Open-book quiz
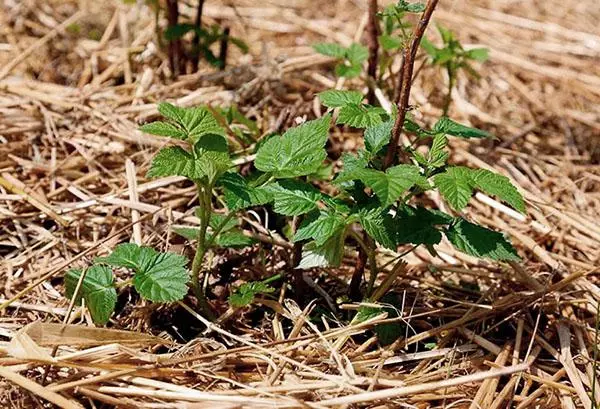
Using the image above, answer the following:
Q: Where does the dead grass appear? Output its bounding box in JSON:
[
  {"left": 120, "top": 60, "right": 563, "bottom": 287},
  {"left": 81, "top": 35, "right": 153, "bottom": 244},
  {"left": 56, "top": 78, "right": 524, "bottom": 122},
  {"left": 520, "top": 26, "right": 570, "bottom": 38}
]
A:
[{"left": 0, "top": 0, "right": 599, "bottom": 407}]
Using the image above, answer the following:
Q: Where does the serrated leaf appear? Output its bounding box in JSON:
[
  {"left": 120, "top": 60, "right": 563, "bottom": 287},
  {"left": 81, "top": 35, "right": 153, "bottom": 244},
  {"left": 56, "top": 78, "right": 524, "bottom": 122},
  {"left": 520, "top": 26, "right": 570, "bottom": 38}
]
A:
[
  {"left": 446, "top": 218, "right": 520, "bottom": 261},
  {"left": 147, "top": 146, "right": 197, "bottom": 179},
  {"left": 65, "top": 266, "right": 116, "bottom": 325},
  {"left": 267, "top": 180, "right": 322, "bottom": 216},
  {"left": 355, "top": 165, "right": 422, "bottom": 206},
  {"left": 396, "top": 0, "right": 426, "bottom": 13},
  {"left": 396, "top": 205, "right": 452, "bottom": 245},
  {"left": 337, "top": 104, "right": 385, "bottom": 128},
  {"left": 228, "top": 281, "right": 274, "bottom": 308},
  {"left": 156, "top": 103, "right": 225, "bottom": 144},
  {"left": 433, "top": 117, "right": 491, "bottom": 139},
  {"left": 209, "top": 213, "right": 238, "bottom": 232},
  {"left": 428, "top": 134, "right": 448, "bottom": 168},
  {"left": 255, "top": 115, "right": 331, "bottom": 178},
  {"left": 139, "top": 121, "right": 186, "bottom": 139},
  {"left": 96, "top": 243, "right": 189, "bottom": 303},
  {"left": 294, "top": 212, "right": 346, "bottom": 245},
  {"left": 192, "top": 134, "right": 231, "bottom": 182},
  {"left": 358, "top": 207, "right": 396, "bottom": 249},
  {"left": 164, "top": 23, "right": 196, "bottom": 41},
  {"left": 297, "top": 232, "right": 346, "bottom": 269},
  {"left": 220, "top": 173, "right": 273, "bottom": 211},
  {"left": 434, "top": 166, "right": 474, "bottom": 211},
  {"left": 132, "top": 252, "right": 189, "bottom": 302},
  {"left": 345, "top": 43, "right": 369, "bottom": 65},
  {"left": 470, "top": 169, "right": 526, "bottom": 213},
  {"left": 313, "top": 42, "right": 347, "bottom": 58},
  {"left": 364, "top": 119, "right": 393, "bottom": 154},
  {"left": 318, "top": 90, "right": 363, "bottom": 108}
]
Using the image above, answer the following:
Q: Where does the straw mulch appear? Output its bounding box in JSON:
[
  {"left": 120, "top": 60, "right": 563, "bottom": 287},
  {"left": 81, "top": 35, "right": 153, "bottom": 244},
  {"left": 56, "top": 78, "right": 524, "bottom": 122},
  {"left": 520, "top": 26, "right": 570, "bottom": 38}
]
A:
[{"left": 0, "top": 0, "right": 599, "bottom": 407}]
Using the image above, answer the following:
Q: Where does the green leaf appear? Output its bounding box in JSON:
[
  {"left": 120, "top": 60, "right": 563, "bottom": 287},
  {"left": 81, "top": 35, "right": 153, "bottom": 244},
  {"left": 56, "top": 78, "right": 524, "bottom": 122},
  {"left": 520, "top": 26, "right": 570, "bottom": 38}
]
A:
[
  {"left": 297, "top": 233, "right": 346, "bottom": 269},
  {"left": 294, "top": 212, "right": 346, "bottom": 245},
  {"left": 396, "top": 0, "right": 426, "bottom": 13},
  {"left": 378, "top": 34, "right": 403, "bottom": 51},
  {"left": 209, "top": 213, "right": 238, "bottom": 232},
  {"left": 345, "top": 43, "right": 369, "bottom": 65},
  {"left": 313, "top": 42, "right": 347, "bottom": 58},
  {"left": 395, "top": 205, "right": 452, "bottom": 245},
  {"left": 445, "top": 218, "right": 520, "bottom": 261},
  {"left": 420, "top": 37, "right": 439, "bottom": 58},
  {"left": 65, "top": 266, "right": 116, "bottom": 325},
  {"left": 220, "top": 173, "right": 273, "bottom": 211},
  {"left": 318, "top": 90, "right": 363, "bottom": 108},
  {"left": 335, "top": 63, "right": 362, "bottom": 78},
  {"left": 355, "top": 165, "right": 423, "bottom": 206},
  {"left": 433, "top": 117, "right": 491, "bottom": 139},
  {"left": 147, "top": 134, "right": 231, "bottom": 182},
  {"left": 255, "top": 115, "right": 331, "bottom": 178},
  {"left": 358, "top": 207, "right": 396, "bottom": 249},
  {"left": 434, "top": 166, "right": 474, "bottom": 211},
  {"left": 335, "top": 151, "right": 369, "bottom": 184},
  {"left": 364, "top": 119, "right": 393, "bottom": 154},
  {"left": 469, "top": 169, "right": 526, "bottom": 213},
  {"left": 156, "top": 103, "right": 225, "bottom": 144},
  {"left": 428, "top": 134, "right": 448, "bottom": 168},
  {"left": 337, "top": 104, "right": 385, "bottom": 128},
  {"left": 228, "top": 281, "right": 275, "bottom": 308},
  {"left": 267, "top": 180, "right": 322, "bottom": 216},
  {"left": 172, "top": 226, "right": 199, "bottom": 241},
  {"left": 96, "top": 243, "right": 189, "bottom": 303},
  {"left": 466, "top": 48, "right": 489, "bottom": 62},
  {"left": 139, "top": 121, "right": 186, "bottom": 139},
  {"left": 147, "top": 146, "right": 196, "bottom": 179},
  {"left": 213, "top": 230, "right": 256, "bottom": 248},
  {"left": 164, "top": 23, "right": 196, "bottom": 41}
]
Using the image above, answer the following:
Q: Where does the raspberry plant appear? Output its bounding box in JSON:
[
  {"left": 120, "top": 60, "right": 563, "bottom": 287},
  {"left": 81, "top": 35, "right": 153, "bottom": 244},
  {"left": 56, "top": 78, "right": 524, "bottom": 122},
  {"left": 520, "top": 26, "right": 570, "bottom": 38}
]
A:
[{"left": 65, "top": 0, "right": 525, "bottom": 327}]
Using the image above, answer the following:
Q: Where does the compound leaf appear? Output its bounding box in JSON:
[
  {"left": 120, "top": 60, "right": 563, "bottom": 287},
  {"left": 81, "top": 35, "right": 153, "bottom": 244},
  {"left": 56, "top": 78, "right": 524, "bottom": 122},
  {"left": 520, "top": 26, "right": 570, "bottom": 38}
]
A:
[
  {"left": 358, "top": 207, "right": 396, "bottom": 249},
  {"left": 345, "top": 43, "right": 369, "bottom": 65},
  {"left": 139, "top": 121, "right": 186, "bottom": 139},
  {"left": 445, "top": 218, "right": 520, "bottom": 261},
  {"left": 65, "top": 266, "right": 116, "bottom": 325},
  {"left": 255, "top": 115, "right": 331, "bottom": 178},
  {"left": 395, "top": 205, "right": 452, "bottom": 246}
]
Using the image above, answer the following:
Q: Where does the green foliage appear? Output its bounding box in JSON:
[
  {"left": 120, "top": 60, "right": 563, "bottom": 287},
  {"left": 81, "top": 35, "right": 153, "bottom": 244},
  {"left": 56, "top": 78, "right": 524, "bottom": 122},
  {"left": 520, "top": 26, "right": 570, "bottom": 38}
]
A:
[
  {"left": 65, "top": 244, "right": 190, "bottom": 325},
  {"left": 433, "top": 117, "right": 491, "bottom": 139},
  {"left": 318, "top": 90, "right": 363, "bottom": 108},
  {"left": 96, "top": 243, "right": 189, "bottom": 302},
  {"left": 445, "top": 218, "right": 520, "bottom": 261},
  {"left": 267, "top": 180, "right": 323, "bottom": 216},
  {"left": 255, "top": 115, "right": 331, "bottom": 178},
  {"left": 65, "top": 266, "right": 117, "bottom": 325},
  {"left": 313, "top": 42, "right": 368, "bottom": 78},
  {"left": 229, "top": 281, "right": 275, "bottom": 308}
]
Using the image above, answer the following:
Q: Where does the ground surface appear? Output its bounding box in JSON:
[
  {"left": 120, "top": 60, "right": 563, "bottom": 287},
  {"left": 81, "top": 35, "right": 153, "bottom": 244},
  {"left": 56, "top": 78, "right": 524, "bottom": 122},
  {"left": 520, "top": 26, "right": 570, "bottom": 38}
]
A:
[{"left": 0, "top": 0, "right": 599, "bottom": 408}]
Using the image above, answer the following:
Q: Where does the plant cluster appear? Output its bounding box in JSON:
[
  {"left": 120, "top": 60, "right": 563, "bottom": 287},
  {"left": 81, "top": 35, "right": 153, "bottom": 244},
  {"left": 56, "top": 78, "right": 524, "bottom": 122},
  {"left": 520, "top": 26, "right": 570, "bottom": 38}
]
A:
[{"left": 66, "top": 0, "right": 524, "bottom": 332}]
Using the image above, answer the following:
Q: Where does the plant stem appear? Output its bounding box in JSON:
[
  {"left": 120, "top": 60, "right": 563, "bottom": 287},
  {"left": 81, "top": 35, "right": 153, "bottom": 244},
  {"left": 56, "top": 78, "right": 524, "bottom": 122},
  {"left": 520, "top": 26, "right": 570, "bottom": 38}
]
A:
[
  {"left": 350, "top": 0, "right": 379, "bottom": 301},
  {"left": 366, "top": 0, "right": 379, "bottom": 104},
  {"left": 166, "top": 0, "right": 182, "bottom": 76},
  {"left": 191, "top": 183, "right": 215, "bottom": 320},
  {"left": 384, "top": 0, "right": 439, "bottom": 168},
  {"left": 191, "top": 0, "right": 205, "bottom": 72},
  {"left": 442, "top": 65, "right": 455, "bottom": 116},
  {"left": 219, "top": 26, "right": 230, "bottom": 70}
]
